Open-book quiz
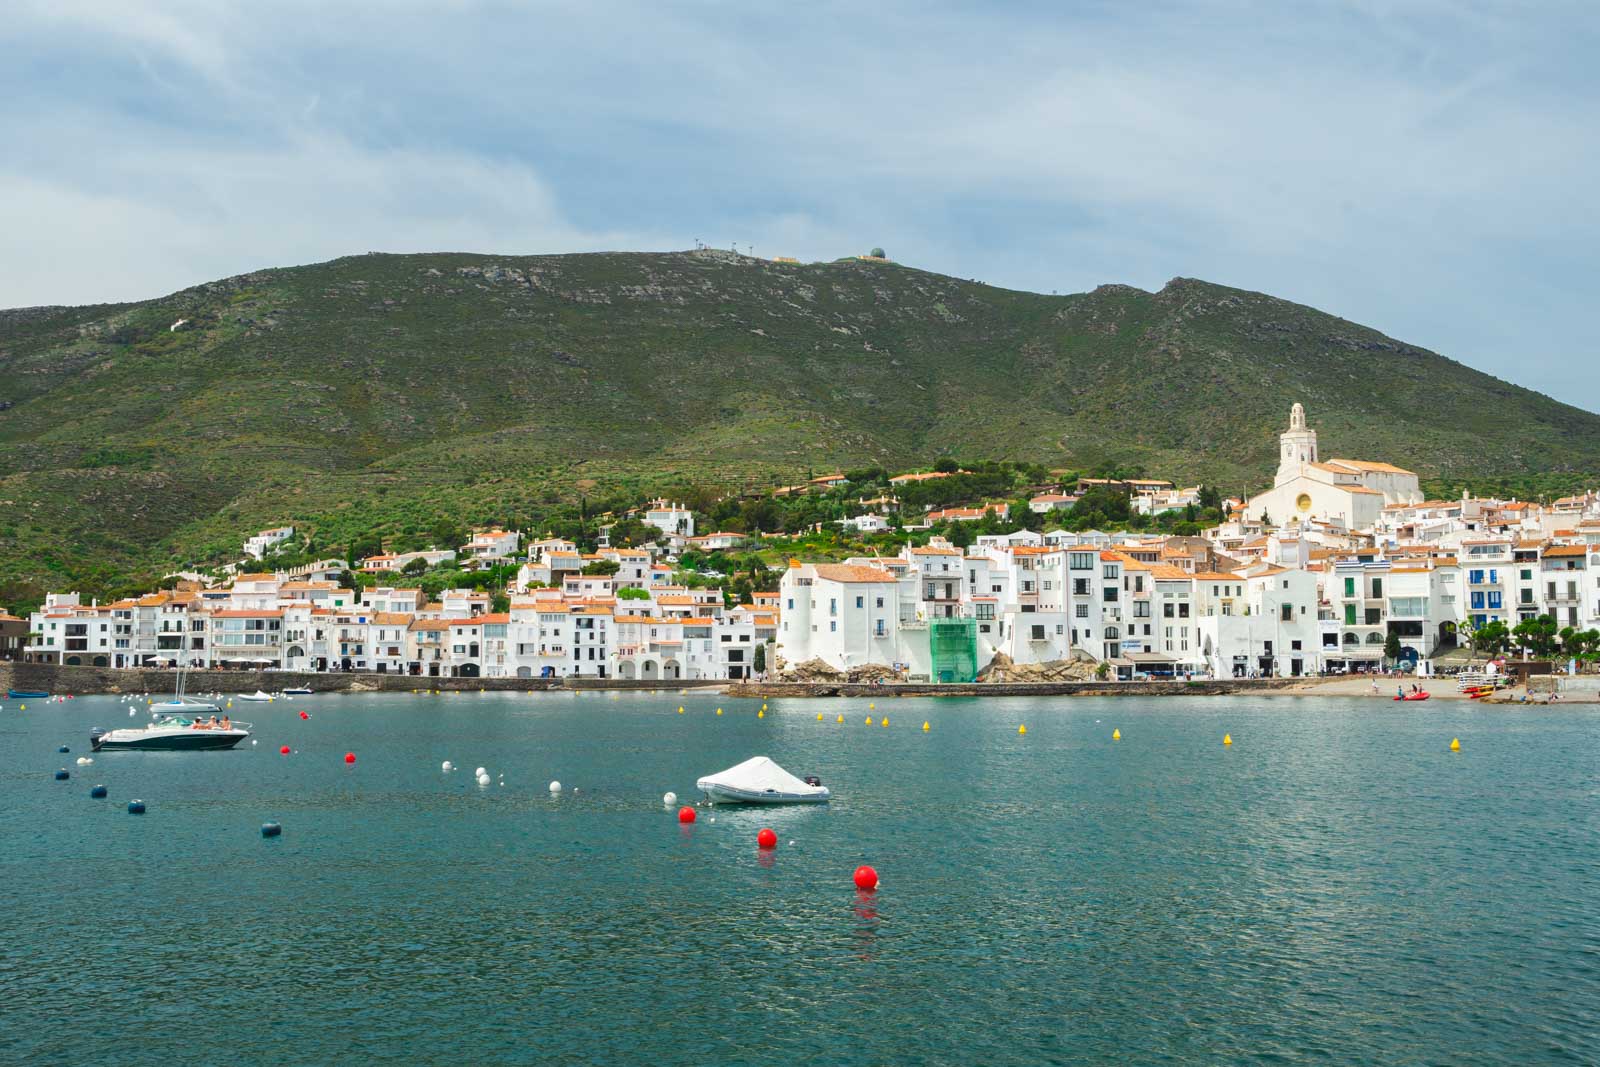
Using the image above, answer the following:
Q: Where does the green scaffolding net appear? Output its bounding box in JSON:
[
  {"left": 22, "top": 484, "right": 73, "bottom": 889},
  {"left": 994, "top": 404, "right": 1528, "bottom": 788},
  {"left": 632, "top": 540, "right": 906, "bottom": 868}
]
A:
[{"left": 929, "top": 618, "right": 978, "bottom": 683}]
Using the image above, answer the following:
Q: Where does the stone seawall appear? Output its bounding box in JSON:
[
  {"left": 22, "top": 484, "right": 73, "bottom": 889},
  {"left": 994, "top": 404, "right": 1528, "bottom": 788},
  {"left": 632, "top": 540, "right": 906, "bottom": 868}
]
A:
[
  {"left": 0, "top": 662, "right": 722, "bottom": 695},
  {"left": 725, "top": 678, "right": 1311, "bottom": 699}
]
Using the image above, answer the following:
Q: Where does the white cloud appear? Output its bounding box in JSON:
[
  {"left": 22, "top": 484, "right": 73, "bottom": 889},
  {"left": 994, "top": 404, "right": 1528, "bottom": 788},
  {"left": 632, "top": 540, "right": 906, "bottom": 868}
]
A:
[{"left": 1, "top": 0, "right": 1595, "bottom": 399}]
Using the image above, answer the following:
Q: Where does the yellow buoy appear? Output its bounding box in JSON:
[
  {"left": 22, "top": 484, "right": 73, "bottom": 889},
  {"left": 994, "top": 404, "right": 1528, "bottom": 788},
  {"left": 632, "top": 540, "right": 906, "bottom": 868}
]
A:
[
  {"left": 758, "top": 709, "right": 765, "bottom": 718},
  {"left": 1018, "top": 724, "right": 1027, "bottom": 735},
  {"left": 1112, "top": 728, "right": 1121, "bottom": 741},
  {"left": 1450, "top": 737, "right": 1461, "bottom": 751},
  {"left": 762, "top": 703, "right": 767, "bottom": 711},
  {"left": 817, "top": 712, "right": 824, "bottom": 721},
  {"left": 836, "top": 714, "right": 844, "bottom": 723},
  {"left": 869, "top": 703, "right": 875, "bottom": 710},
  {"left": 716, "top": 708, "right": 722, "bottom": 716},
  {"left": 880, "top": 717, "right": 888, "bottom": 727},
  {"left": 677, "top": 706, "right": 684, "bottom": 714},
  {"left": 922, "top": 721, "right": 930, "bottom": 732},
  {"left": 1223, "top": 733, "right": 1232, "bottom": 746},
  {"left": 865, "top": 716, "right": 873, "bottom": 725}
]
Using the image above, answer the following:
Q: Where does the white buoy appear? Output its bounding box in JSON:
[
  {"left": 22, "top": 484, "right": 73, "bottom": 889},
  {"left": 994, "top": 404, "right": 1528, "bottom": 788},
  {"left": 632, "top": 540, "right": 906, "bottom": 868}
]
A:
[
  {"left": 251, "top": 739, "right": 258, "bottom": 746},
  {"left": 474, "top": 766, "right": 486, "bottom": 777},
  {"left": 549, "top": 780, "right": 562, "bottom": 793},
  {"left": 477, "top": 772, "right": 491, "bottom": 786},
  {"left": 129, "top": 709, "right": 136, "bottom": 716},
  {"left": 663, "top": 791, "right": 678, "bottom": 806},
  {"left": 442, "top": 760, "right": 454, "bottom": 772}
]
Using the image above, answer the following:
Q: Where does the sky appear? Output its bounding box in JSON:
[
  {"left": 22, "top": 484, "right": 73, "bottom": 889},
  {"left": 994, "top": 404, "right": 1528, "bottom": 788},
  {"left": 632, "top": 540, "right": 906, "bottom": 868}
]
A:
[{"left": 3, "top": 1, "right": 1596, "bottom": 403}]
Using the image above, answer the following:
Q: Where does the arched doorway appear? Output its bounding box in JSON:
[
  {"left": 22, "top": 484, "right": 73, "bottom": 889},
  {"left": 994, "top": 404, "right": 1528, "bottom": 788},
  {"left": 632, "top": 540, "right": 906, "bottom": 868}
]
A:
[
  {"left": 618, "top": 660, "right": 636, "bottom": 680},
  {"left": 65, "top": 655, "right": 81, "bottom": 666},
  {"left": 663, "top": 659, "right": 682, "bottom": 680},
  {"left": 641, "top": 660, "right": 658, "bottom": 680},
  {"left": 516, "top": 666, "right": 532, "bottom": 678},
  {"left": 457, "top": 662, "right": 481, "bottom": 678},
  {"left": 92, "top": 656, "right": 108, "bottom": 667}
]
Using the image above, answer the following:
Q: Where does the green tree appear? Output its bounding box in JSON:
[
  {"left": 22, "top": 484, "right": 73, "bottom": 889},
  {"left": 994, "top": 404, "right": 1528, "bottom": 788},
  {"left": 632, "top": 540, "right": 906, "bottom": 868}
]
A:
[
  {"left": 581, "top": 559, "right": 620, "bottom": 576},
  {"left": 752, "top": 642, "right": 766, "bottom": 675},
  {"left": 933, "top": 456, "right": 959, "bottom": 474},
  {"left": 1384, "top": 629, "right": 1402, "bottom": 666},
  {"left": 401, "top": 556, "right": 429, "bottom": 575},
  {"left": 1512, "top": 616, "right": 1559, "bottom": 660},
  {"left": 617, "top": 586, "right": 651, "bottom": 601},
  {"left": 1476, "top": 620, "right": 1512, "bottom": 658}
]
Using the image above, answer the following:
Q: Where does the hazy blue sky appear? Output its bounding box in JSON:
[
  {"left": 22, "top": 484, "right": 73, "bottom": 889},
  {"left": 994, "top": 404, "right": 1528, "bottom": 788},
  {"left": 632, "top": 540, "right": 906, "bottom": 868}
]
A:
[{"left": 4, "top": 2, "right": 1595, "bottom": 403}]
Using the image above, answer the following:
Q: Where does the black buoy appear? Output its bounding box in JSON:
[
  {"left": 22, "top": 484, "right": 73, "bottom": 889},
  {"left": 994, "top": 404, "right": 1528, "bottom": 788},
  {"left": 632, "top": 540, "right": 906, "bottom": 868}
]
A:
[
  {"left": 261, "top": 821, "right": 282, "bottom": 838},
  {"left": 58, "top": 745, "right": 70, "bottom": 753},
  {"left": 54, "top": 768, "right": 69, "bottom": 781},
  {"left": 90, "top": 784, "right": 108, "bottom": 798},
  {"left": 127, "top": 799, "right": 146, "bottom": 814}
]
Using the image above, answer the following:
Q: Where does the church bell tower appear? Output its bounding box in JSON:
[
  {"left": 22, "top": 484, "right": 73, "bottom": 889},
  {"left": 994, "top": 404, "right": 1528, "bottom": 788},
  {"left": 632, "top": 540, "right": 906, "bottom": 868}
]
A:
[{"left": 1275, "top": 402, "right": 1318, "bottom": 486}]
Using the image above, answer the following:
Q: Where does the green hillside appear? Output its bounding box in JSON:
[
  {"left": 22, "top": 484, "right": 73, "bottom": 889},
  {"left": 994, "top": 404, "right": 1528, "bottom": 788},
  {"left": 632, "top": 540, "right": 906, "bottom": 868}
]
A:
[{"left": 2, "top": 248, "right": 1596, "bottom": 604}]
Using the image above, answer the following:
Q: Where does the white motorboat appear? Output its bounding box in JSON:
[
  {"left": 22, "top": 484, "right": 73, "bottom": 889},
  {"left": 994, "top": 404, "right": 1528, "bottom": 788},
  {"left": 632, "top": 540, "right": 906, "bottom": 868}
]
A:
[
  {"left": 92, "top": 713, "right": 252, "bottom": 751},
  {"left": 696, "top": 756, "right": 830, "bottom": 804},
  {"left": 236, "top": 690, "right": 275, "bottom": 702},
  {"left": 282, "top": 686, "right": 313, "bottom": 696}
]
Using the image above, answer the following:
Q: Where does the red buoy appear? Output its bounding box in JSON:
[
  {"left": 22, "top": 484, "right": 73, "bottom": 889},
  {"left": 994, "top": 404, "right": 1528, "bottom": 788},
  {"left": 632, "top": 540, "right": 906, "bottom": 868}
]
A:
[
  {"left": 853, "top": 864, "right": 879, "bottom": 891},
  {"left": 344, "top": 752, "right": 356, "bottom": 764},
  {"left": 677, "top": 806, "right": 696, "bottom": 824},
  {"left": 279, "top": 745, "right": 291, "bottom": 755},
  {"left": 757, "top": 827, "right": 778, "bottom": 849},
  {"left": 299, "top": 711, "right": 309, "bottom": 720}
]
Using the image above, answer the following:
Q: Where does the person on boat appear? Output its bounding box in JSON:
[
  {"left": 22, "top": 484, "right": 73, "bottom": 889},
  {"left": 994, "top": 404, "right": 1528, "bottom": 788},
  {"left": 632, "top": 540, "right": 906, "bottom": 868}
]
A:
[{"left": 221, "top": 715, "right": 231, "bottom": 730}]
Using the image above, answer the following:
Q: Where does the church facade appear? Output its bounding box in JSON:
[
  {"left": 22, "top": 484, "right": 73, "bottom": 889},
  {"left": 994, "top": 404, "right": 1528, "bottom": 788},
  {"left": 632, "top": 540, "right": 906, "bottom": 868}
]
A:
[{"left": 1245, "top": 404, "right": 1422, "bottom": 529}]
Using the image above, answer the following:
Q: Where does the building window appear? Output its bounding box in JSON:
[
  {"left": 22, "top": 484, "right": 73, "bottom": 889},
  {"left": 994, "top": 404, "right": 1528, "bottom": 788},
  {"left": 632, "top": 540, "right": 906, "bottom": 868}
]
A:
[{"left": 1281, "top": 603, "right": 1293, "bottom": 622}]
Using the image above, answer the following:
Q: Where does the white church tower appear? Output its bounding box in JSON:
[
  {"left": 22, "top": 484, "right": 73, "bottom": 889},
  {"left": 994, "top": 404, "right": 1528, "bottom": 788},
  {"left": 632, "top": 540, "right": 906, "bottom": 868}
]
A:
[{"left": 1275, "top": 402, "right": 1318, "bottom": 486}]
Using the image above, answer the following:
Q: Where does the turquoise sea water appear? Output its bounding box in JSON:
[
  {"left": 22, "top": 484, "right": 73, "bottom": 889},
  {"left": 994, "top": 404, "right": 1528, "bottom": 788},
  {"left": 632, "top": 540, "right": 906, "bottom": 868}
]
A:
[{"left": 1, "top": 691, "right": 1595, "bottom": 1065}]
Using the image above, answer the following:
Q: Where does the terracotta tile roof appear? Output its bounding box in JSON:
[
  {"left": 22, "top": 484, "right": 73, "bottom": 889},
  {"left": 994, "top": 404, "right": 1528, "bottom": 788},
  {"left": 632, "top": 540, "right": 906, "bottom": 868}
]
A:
[
  {"left": 1325, "top": 458, "right": 1417, "bottom": 476},
  {"left": 814, "top": 564, "right": 900, "bottom": 584}
]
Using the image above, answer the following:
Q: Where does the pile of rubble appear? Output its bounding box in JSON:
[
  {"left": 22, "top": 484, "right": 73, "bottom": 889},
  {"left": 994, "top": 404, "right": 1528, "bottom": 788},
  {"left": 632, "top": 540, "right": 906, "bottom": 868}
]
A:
[
  {"left": 781, "top": 657, "right": 847, "bottom": 682},
  {"left": 779, "top": 659, "right": 905, "bottom": 684},
  {"left": 976, "top": 652, "right": 1103, "bottom": 683}
]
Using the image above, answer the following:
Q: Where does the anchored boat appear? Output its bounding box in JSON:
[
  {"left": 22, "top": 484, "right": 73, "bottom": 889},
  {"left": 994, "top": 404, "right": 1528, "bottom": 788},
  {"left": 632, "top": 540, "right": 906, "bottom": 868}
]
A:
[
  {"left": 696, "top": 756, "right": 830, "bottom": 804},
  {"left": 7, "top": 689, "right": 49, "bottom": 699},
  {"left": 91, "top": 713, "right": 252, "bottom": 751}
]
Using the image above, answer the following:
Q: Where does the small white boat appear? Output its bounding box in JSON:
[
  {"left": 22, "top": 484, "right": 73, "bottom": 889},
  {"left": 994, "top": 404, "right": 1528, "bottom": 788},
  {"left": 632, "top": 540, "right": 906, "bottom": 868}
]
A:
[
  {"left": 282, "top": 686, "right": 313, "bottom": 696},
  {"left": 696, "top": 756, "right": 830, "bottom": 804},
  {"left": 152, "top": 698, "right": 222, "bottom": 714},
  {"left": 236, "top": 690, "right": 275, "bottom": 702}
]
